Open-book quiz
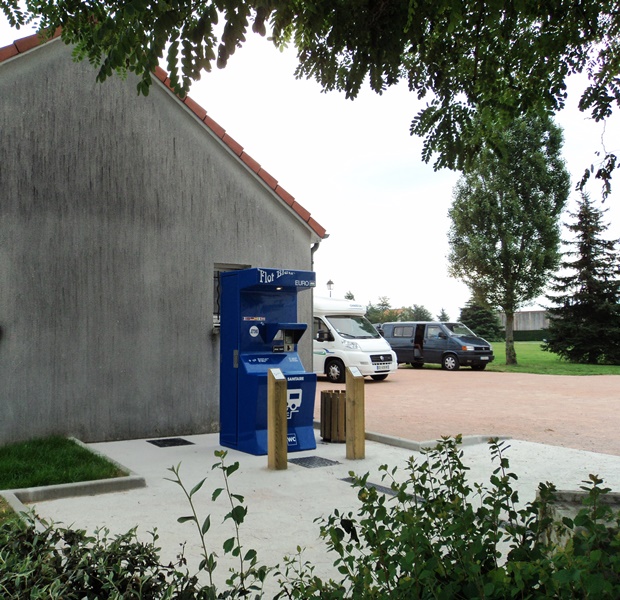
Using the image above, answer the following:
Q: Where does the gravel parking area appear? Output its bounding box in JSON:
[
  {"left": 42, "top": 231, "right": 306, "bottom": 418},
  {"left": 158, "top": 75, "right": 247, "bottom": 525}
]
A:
[{"left": 315, "top": 367, "right": 620, "bottom": 456}]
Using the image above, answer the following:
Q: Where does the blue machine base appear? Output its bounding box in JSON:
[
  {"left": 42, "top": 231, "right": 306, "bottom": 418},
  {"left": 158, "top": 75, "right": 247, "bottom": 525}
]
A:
[{"left": 220, "top": 424, "right": 317, "bottom": 456}]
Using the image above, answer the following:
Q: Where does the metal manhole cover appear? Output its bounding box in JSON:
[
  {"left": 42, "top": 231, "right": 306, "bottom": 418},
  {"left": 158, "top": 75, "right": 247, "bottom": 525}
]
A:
[
  {"left": 289, "top": 456, "right": 341, "bottom": 468},
  {"left": 147, "top": 437, "right": 195, "bottom": 448}
]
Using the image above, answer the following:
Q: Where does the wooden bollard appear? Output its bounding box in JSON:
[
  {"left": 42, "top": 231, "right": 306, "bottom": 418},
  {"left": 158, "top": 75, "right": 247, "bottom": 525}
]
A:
[
  {"left": 345, "top": 366, "right": 365, "bottom": 459},
  {"left": 268, "top": 368, "right": 288, "bottom": 470}
]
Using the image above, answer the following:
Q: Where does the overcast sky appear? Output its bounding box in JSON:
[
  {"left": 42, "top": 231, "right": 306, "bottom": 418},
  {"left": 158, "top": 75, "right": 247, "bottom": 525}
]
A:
[{"left": 2, "top": 21, "right": 619, "bottom": 320}]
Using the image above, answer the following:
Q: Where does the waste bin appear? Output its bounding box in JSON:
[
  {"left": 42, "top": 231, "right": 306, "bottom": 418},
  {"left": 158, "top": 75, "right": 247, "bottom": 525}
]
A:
[{"left": 320, "top": 390, "right": 346, "bottom": 442}]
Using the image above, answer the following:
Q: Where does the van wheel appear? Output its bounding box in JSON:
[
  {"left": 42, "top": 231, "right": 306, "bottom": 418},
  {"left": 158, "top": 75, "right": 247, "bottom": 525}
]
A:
[
  {"left": 442, "top": 354, "right": 459, "bottom": 371},
  {"left": 410, "top": 363, "right": 424, "bottom": 369},
  {"left": 371, "top": 374, "right": 388, "bottom": 381},
  {"left": 325, "top": 359, "right": 345, "bottom": 383}
]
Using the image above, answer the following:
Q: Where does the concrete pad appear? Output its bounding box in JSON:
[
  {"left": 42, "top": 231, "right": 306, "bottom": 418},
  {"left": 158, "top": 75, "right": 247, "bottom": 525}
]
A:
[{"left": 17, "top": 432, "right": 620, "bottom": 595}]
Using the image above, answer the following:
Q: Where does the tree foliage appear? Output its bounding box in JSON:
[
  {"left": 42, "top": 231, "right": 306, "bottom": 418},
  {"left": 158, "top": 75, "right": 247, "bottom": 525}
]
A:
[
  {"left": 436, "top": 308, "right": 450, "bottom": 322},
  {"left": 366, "top": 297, "right": 399, "bottom": 325},
  {"left": 543, "top": 193, "right": 620, "bottom": 364},
  {"left": 459, "top": 299, "right": 504, "bottom": 342},
  {"left": 1, "top": 0, "right": 22, "bottom": 27},
  {"left": 365, "top": 298, "right": 432, "bottom": 324},
  {"left": 3, "top": 0, "right": 619, "bottom": 188},
  {"left": 447, "top": 114, "right": 570, "bottom": 364},
  {"left": 401, "top": 304, "right": 433, "bottom": 321}
]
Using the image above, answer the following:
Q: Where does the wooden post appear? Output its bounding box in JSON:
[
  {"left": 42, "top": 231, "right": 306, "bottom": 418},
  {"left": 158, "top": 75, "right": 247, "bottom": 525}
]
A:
[
  {"left": 268, "top": 368, "right": 288, "bottom": 470},
  {"left": 345, "top": 366, "right": 365, "bottom": 459}
]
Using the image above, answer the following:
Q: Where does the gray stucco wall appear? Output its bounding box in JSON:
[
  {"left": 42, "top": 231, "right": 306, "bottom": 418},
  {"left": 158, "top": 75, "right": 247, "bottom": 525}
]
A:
[{"left": 0, "top": 39, "right": 318, "bottom": 445}]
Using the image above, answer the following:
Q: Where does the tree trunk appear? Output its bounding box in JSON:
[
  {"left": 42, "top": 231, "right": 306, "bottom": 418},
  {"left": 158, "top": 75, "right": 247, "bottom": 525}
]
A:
[{"left": 505, "top": 312, "right": 517, "bottom": 365}]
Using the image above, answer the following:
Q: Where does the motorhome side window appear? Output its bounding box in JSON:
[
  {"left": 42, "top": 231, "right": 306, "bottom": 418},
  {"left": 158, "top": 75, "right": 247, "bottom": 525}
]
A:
[{"left": 394, "top": 326, "right": 414, "bottom": 337}]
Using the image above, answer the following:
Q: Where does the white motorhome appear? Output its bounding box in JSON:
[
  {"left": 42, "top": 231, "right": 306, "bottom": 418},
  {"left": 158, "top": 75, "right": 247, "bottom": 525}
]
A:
[{"left": 313, "top": 297, "right": 397, "bottom": 383}]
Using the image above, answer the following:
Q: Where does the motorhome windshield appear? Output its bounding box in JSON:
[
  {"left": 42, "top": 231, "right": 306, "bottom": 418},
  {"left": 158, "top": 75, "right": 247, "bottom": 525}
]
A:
[
  {"left": 326, "top": 315, "right": 381, "bottom": 339},
  {"left": 444, "top": 323, "right": 476, "bottom": 337}
]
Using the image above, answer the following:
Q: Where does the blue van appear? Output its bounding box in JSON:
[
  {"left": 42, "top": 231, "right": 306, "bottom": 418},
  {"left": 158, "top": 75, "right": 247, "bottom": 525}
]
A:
[{"left": 377, "top": 321, "right": 494, "bottom": 371}]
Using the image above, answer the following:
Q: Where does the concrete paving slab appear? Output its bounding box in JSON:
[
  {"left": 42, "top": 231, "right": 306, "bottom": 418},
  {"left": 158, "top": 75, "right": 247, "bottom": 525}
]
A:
[{"left": 15, "top": 431, "right": 620, "bottom": 596}]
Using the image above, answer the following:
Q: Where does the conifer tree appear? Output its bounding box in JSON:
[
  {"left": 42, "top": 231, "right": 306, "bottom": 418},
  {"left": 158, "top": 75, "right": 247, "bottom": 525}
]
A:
[
  {"left": 459, "top": 300, "right": 505, "bottom": 342},
  {"left": 436, "top": 308, "right": 450, "bottom": 322},
  {"left": 543, "top": 193, "right": 620, "bottom": 364}
]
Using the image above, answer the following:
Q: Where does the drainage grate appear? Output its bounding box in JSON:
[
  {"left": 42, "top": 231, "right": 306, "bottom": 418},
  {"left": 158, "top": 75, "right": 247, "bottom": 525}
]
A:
[
  {"left": 341, "top": 476, "right": 397, "bottom": 497},
  {"left": 289, "top": 456, "right": 341, "bottom": 468},
  {"left": 147, "top": 437, "right": 195, "bottom": 448}
]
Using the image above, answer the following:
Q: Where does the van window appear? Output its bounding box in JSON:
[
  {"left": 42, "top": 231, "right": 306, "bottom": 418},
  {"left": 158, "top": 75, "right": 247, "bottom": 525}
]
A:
[
  {"left": 325, "top": 315, "right": 380, "bottom": 339},
  {"left": 393, "top": 326, "right": 414, "bottom": 337},
  {"left": 426, "top": 325, "right": 443, "bottom": 339},
  {"left": 444, "top": 323, "right": 476, "bottom": 337}
]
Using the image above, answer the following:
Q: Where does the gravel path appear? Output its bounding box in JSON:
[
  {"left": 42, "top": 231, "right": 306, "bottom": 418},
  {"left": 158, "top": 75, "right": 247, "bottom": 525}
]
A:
[{"left": 315, "top": 367, "right": 620, "bottom": 456}]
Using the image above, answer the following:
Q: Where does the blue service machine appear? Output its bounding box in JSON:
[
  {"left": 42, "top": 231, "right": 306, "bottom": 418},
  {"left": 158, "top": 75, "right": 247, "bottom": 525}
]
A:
[{"left": 219, "top": 267, "right": 317, "bottom": 455}]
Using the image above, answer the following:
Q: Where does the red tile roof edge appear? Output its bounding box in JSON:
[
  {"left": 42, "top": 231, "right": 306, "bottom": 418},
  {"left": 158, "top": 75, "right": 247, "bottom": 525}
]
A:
[
  {"left": 0, "top": 31, "right": 327, "bottom": 240},
  {"left": 0, "top": 27, "right": 61, "bottom": 61}
]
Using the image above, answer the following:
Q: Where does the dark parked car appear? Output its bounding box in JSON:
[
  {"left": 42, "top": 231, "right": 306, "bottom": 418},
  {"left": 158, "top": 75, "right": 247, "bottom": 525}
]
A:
[{"left": 377, "top": 321, "right": 494, "bottom": 371}]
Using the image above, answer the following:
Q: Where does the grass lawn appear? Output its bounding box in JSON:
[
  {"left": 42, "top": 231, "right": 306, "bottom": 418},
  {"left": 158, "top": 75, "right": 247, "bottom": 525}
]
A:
[
  {"left": 0, "top": 436, "right": 127, "bottom": 522},
  {"left": 486, "top": 341, "right": 620, "bottom": 375},
  {"left": 404, "top": 341, "right": 620, "bottom": 375},
  {"left": 0, "top": 436, "right": 126, "bottom": 491}
]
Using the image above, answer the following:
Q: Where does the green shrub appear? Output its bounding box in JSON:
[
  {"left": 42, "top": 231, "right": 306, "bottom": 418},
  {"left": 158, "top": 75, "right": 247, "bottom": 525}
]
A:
[
  {"left": 0, "top": 495, "right": 17, "bottom": 526},
  {"left": 0, "top": 518, "right": 202, "bottom": 599},
  {"left": 277, "top": 437, "right": 620, "bottom": 599}
]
